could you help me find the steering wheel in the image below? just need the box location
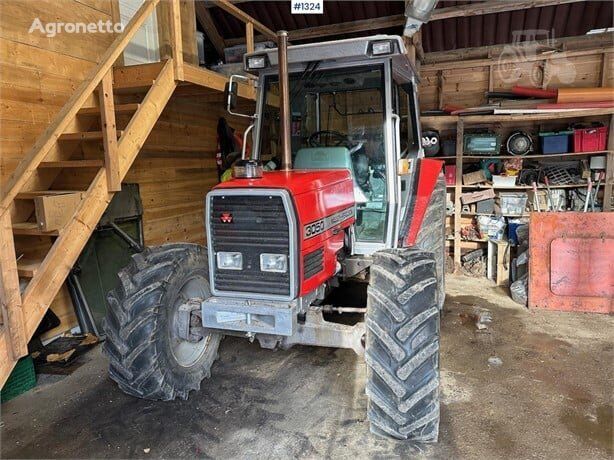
[308,130,348,148]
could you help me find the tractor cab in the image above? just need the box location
[229,35,424,255]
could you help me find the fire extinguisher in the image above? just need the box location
[215,135,223,181]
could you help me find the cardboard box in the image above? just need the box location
[463,170,486,185]
[461,188,496,205]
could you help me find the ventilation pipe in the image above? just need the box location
[404,0,439,37]
[277,30,292,171]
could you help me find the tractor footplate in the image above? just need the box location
[201,297,297,336]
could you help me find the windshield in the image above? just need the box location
[259,64,389,242]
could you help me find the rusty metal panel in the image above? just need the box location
[550,238,613,297]
[529,212,614,314]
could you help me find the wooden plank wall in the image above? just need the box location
[419,34,614,111]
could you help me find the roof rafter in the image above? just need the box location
[195,1,226,56]
[223,0,586,46]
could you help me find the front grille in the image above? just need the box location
[303,248,323,280]
[209,194,291,297]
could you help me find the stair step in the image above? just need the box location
[17,257,41,278]
[13,222,59,236]
[78,103,140,116]
[39,160,104,169]
[58,130,123,141]
[113,80,155,94]
[15,190,82,200]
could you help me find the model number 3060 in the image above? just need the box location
[304,220,325,238]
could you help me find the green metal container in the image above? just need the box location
[464,133,502,155]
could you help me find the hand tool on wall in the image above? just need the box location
[591,172,604,212]
[583,178,593,212]
[544,177,554,211]
[532,182,541,212]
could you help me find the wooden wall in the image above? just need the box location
[0,0,229,339]
[418,33,614,111]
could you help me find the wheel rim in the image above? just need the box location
[169,276,211,368]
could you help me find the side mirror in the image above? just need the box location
[224,81,238,111]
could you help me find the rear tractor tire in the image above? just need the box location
[103,244,221,401]
[365,248,440,441]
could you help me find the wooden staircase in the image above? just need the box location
[0,0,181,386]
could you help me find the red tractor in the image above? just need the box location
[104,32,445,441]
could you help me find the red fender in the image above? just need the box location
[403,158,444,247]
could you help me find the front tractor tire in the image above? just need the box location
[103,244,221,401]
[365,249,440,441]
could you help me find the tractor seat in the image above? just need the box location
[294,147,368,203]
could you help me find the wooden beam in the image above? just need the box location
[422,46,614,72]
[195,1,226,56]
[169,0,184,80]
[430,0,585,21]
[246,21,254,54]
[99,70,121,191]
[183,63,256,100]
[423,32,613,65]
[0,0,160,216]
[227,13,405,45]
[209,0,277,41]
[0,213,27,361]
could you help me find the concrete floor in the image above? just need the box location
[1,275,612,459]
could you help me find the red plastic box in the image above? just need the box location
[444,165,456,185]
[573,124,607,152]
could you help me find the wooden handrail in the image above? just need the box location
[0,0,161,215]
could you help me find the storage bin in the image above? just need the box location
[539,130,572,154]
[573,123,607,152]
[442,139,456,156]
[492,175,517,187]
[464,133,501,155]
[444,165,456,185]
[499,192,528,215]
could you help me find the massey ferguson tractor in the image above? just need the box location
[104,31,445,442]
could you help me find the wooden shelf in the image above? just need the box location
[462,150,611,160]
[461,184,589,190]
[461,212,530,218]
[421,108,614,126]
[427,102,613,275]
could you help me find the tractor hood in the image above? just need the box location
[213,169,353,197]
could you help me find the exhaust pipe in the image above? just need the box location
[277,30,292,171]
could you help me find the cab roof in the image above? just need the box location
[244,34,417,83]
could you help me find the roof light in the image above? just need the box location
[246,55,267,70]
[371,40,393,56]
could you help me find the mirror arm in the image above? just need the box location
[241,123,255,160]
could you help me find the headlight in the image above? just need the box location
[371,40,393,56]
[217,252,243,270]
[260,253,287,273]
[247,55,267,69]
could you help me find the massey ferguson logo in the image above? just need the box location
[220,213,233,223]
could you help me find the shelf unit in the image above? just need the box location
[421,108,614,272]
